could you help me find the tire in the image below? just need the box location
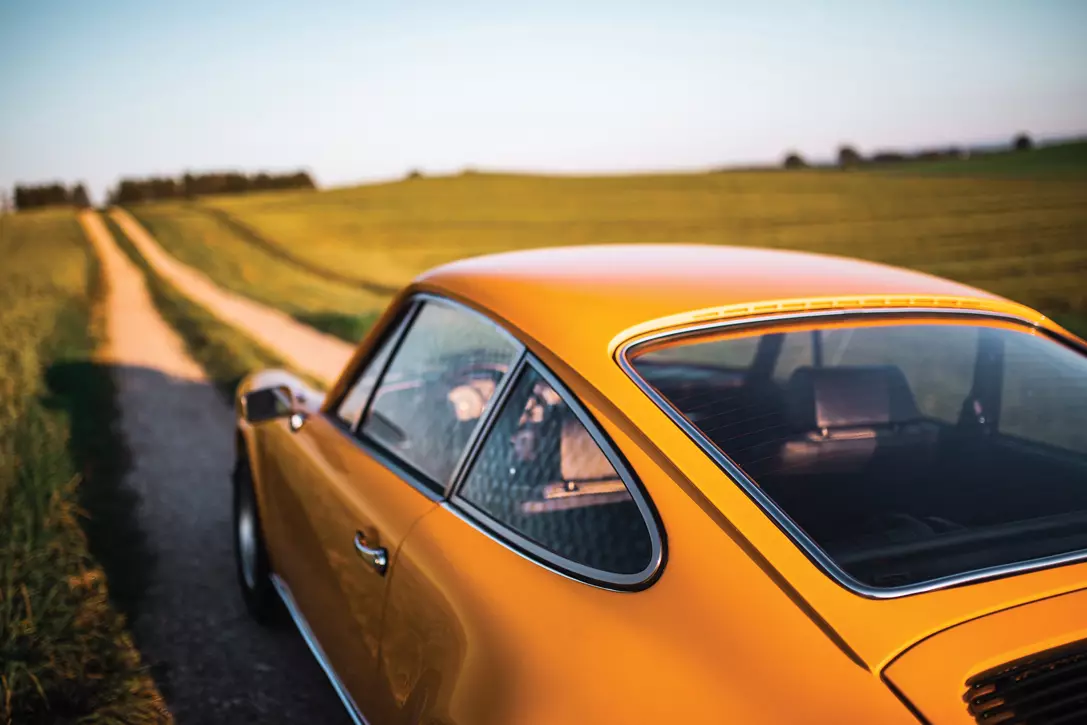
[233,455,281,625]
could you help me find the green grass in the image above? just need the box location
[101,214,322,396]
[127,141,1087,341]
[0,210,169,723]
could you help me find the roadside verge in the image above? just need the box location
[1,209,170,724]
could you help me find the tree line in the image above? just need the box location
[782,132,1034,169]
[8,170,317,212]
[107,170,316,204]
[12,183,90,211]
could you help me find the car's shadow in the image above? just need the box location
[44,360,351,725]
[45,359,149,621]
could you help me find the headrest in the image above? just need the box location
[785,365,921,432]
[560,418,617,482]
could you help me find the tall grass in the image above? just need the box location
[0,210,168,723]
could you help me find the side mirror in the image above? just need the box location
[242,386,294,424]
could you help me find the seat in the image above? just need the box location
[775,365,938,477]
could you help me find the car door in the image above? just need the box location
[372,356,664,724]
[254,303,416,718]
[268,296,523,721]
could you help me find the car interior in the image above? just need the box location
[633,323,1087,587]
[362,358,511,485]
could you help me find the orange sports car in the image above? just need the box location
[233,245,1087,725]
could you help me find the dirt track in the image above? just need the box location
[79,210,350,724]
[109,207,353,384]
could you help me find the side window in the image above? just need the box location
[360,301,520,488]
[458,364,654,577]
[334,312,406,429]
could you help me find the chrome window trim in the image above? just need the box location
[354,293,526,495]
[616,306,1087,600]
[348,299,420,434]
[326,299,420,431]
[447,355,665,591]
[271,574,370,725]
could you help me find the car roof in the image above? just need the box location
[414,244,1040,360]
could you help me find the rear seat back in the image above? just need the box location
[777,365,938,476]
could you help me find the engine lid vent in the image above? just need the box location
[964,638,1087,724]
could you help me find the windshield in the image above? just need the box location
[627,316,1087,589]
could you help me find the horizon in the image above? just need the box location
[13,132,1086,203]
[3,1,1087,203]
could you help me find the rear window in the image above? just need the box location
[628,318,1087,589]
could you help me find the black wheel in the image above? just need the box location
[233,456,281,625]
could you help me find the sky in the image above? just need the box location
[2,0,1086,202]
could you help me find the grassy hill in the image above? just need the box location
[126,142,1087,340]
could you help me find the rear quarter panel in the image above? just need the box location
[884,587,1087,724]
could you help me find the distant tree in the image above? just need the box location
[109,169,317,204]
[406,169,423,180]
[149,177,180,199]
[870,151,906,164]
[182,173,196,198]
[1013,132,1033,151]
[913,147,965,162]
[287,171,316,189]
[837,145,863,168]
[115,180,144,204]
[783,152,807,169]
[12,182,70,210]
[220,173,244,194]
[71,184,91,208]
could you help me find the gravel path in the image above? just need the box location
[79,210,351,724]
[109,207,354,385]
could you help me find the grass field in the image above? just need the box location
[126,141,1087,341]
[0,210,168,723]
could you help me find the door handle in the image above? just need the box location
[353,532,388,576]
